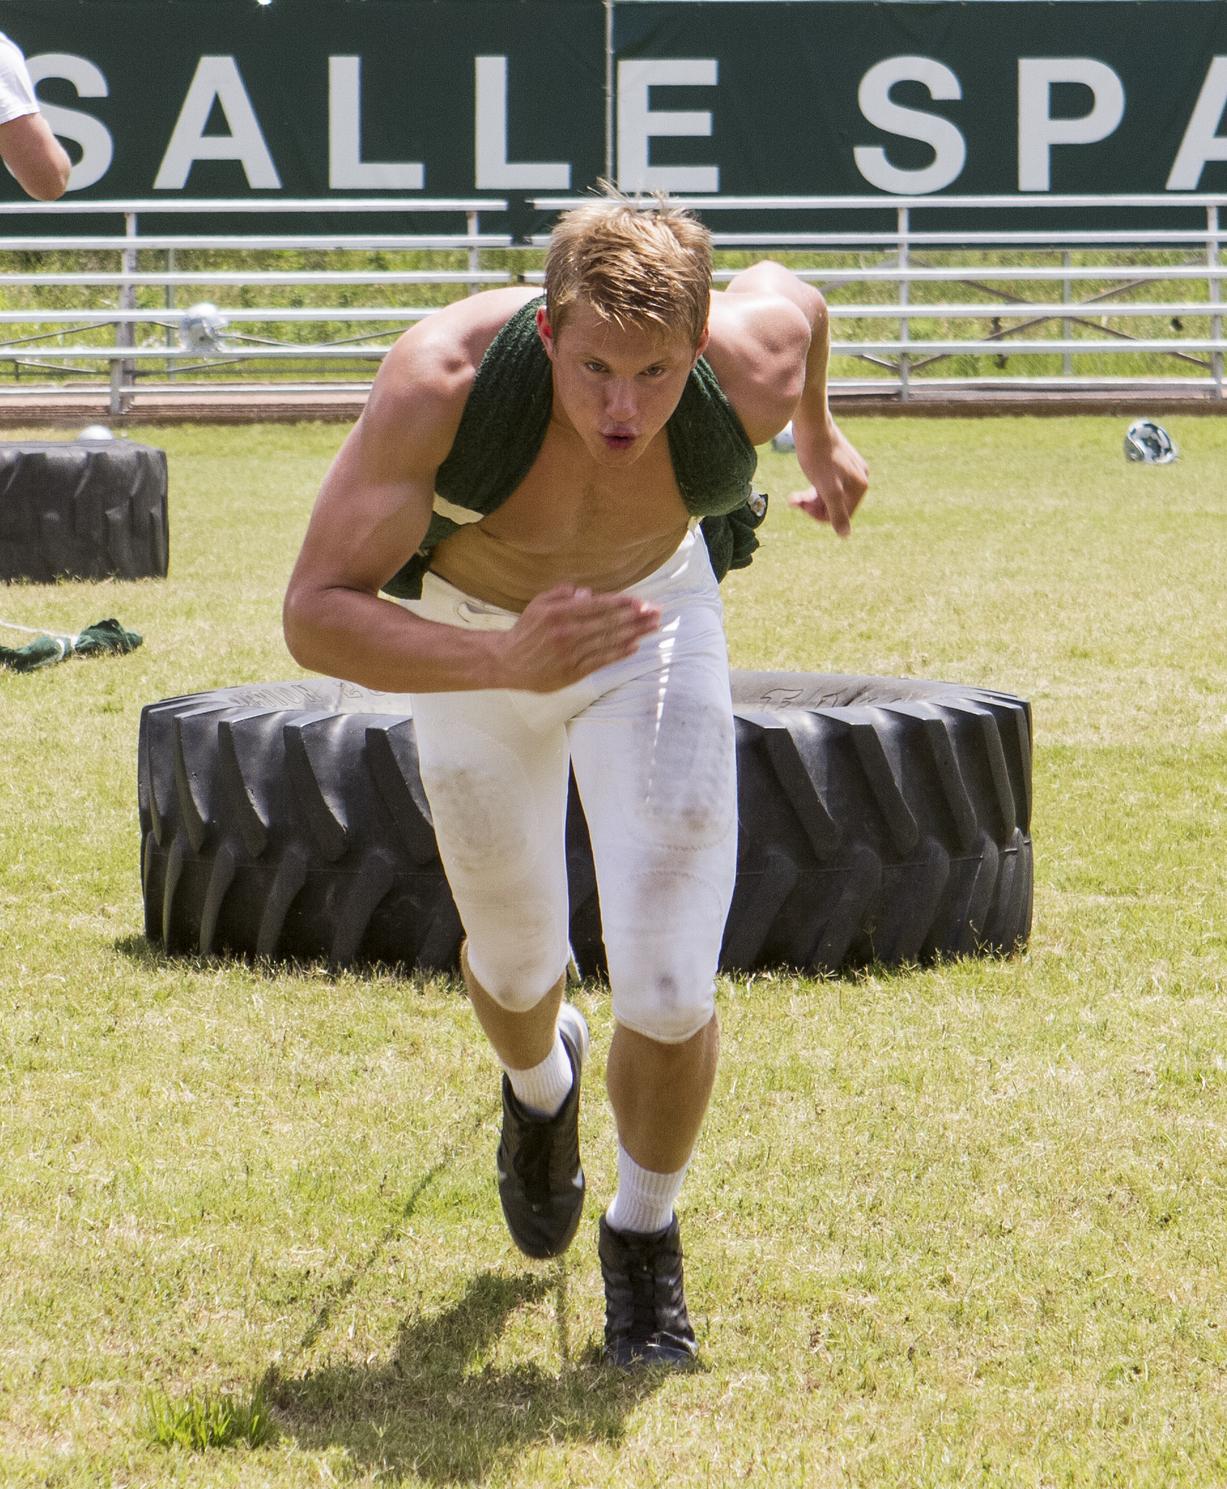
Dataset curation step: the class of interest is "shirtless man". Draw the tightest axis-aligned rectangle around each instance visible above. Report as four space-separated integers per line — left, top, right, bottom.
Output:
0 32 70 201
284 193 868 1368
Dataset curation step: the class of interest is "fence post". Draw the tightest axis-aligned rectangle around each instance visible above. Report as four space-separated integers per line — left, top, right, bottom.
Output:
604 0 615 181
110 210 137 416
897 205 910 403
1209 205 1223 400
165 246 177 373
1062 249 1073 377
467 209 480 294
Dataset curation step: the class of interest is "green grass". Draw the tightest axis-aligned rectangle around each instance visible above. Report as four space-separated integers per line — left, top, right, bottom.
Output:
143 1383 274 1452
1 415 1225 1485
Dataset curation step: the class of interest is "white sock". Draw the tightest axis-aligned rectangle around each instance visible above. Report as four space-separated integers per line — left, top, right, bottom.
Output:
605 1144 688 1235
501 1005 586 1119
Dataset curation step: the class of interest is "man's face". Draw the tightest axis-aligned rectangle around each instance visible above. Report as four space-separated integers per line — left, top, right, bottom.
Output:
537 301 708 466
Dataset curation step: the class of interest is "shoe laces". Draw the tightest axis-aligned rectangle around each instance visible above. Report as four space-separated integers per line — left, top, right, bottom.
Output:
512 1120 555 1205
627 1256 662 1341
612 1230 685 1340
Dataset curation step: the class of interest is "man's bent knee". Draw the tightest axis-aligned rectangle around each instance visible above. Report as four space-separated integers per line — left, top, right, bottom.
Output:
611 975 716 1045
461 940 567 1015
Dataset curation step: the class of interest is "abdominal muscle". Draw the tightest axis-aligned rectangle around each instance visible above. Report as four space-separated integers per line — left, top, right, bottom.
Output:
428 430 692 612
430 523 689 612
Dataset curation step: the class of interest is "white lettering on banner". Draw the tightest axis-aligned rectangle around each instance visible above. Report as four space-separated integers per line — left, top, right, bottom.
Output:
23 43 1227 200
1017 58 1125 191
26 53 112 190
853 57 966 194
617 58 718 193
1168 56 1227 189
154 56 280 189
329 57 425 189
475 56 570 189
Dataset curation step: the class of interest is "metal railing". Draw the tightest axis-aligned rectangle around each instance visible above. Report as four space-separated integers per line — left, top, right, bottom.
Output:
0 193 1224 410
0 197 511 414
533 193 1227 402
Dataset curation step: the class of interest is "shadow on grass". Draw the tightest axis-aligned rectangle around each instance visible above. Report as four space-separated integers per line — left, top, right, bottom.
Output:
113 932 171 968
111 932 459 987
207 1089 667 1479
265 1266 671 1482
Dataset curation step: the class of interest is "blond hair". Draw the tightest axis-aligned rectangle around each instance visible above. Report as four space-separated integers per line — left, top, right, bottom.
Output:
544 187 712 347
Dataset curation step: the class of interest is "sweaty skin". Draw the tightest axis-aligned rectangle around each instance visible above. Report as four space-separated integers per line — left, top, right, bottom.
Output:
283 265 868 695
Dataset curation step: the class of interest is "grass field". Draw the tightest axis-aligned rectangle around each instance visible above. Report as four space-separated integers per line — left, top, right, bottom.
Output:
1 414 1225 1487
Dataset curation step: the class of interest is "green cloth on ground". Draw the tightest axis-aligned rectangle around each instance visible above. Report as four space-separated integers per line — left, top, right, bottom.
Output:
0 618 142 673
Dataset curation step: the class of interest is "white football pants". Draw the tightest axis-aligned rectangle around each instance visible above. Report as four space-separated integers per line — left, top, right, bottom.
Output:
404 529 737 1044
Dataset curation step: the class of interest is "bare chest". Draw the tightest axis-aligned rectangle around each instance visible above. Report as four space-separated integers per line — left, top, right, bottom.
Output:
479 424 688 553
429 422 691 606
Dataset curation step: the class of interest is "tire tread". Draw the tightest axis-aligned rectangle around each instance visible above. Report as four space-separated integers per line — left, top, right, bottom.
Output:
139 670 1034 974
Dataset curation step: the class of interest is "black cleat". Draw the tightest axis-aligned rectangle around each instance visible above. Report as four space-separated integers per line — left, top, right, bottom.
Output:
496 1005 588 1259
599 1213 698 1369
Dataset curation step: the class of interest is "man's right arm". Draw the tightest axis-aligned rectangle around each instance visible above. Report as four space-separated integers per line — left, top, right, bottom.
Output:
283 316 660 694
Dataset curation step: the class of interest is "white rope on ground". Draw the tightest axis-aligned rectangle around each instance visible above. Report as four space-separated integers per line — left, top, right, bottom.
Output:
1 617 72 634
0 617 80 642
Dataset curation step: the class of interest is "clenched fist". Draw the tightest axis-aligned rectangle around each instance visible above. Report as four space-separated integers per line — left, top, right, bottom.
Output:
788 414 869 538
495 584 662 692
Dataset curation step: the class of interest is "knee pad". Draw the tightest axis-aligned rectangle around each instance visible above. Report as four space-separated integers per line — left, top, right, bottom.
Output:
610 967 716 1045
461 940 566 1015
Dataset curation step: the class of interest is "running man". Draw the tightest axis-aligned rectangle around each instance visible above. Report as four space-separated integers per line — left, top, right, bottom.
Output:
284 191 868 1368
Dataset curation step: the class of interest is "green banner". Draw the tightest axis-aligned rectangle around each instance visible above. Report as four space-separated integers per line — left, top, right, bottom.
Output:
4 0 1227 226
4 0 604 221
612 2 1227 199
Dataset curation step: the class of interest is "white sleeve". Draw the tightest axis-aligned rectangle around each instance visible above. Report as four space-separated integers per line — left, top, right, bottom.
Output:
0 33 40 126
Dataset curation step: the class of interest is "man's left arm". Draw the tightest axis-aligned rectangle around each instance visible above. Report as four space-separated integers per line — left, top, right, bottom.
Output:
722 261 869 537
0 35 71 201
785 279 869 537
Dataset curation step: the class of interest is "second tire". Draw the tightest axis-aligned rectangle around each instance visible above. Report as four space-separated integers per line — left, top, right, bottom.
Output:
0 439 168 583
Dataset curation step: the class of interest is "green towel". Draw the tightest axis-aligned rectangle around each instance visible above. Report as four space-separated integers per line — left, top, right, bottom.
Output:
384 295 764 599
0 618 142 673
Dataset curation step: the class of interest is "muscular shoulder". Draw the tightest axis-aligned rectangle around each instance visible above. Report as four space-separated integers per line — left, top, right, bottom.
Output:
378 285 538 401
704 284 812 444
360 286 539 471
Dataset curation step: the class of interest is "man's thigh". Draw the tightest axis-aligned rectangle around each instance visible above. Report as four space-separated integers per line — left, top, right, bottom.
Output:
411 686 573 1003
567 606 737 1043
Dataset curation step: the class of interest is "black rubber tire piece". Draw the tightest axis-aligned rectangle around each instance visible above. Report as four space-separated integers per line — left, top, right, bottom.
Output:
0 439 169 582
138 670 1032 974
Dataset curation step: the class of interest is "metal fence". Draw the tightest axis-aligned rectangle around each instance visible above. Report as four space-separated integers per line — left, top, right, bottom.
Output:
0 193 1224 412
0 197 512 414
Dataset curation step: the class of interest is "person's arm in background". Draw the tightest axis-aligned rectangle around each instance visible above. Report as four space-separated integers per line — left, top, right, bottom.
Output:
0 33 70 200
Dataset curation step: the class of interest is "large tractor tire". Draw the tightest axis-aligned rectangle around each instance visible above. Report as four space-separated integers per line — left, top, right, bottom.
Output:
138 671 1032 975
722 671 1032 971
0 439 169 583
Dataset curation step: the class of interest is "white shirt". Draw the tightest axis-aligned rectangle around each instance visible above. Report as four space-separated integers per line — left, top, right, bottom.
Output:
0 32 39 127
